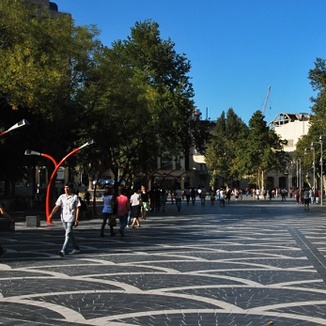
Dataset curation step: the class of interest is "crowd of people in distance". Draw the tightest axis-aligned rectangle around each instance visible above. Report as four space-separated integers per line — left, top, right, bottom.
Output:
247 186 318 211
1 182 317 258
98 184 320 235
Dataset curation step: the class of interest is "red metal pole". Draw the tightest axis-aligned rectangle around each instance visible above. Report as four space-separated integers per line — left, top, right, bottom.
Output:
40 153 58 224
0 130 8 138
45 147 83 224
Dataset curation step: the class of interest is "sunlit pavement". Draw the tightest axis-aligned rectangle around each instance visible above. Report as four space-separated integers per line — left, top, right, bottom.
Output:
1 197 326 325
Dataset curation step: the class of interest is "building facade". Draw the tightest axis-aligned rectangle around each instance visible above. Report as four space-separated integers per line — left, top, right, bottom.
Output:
266 112 311 190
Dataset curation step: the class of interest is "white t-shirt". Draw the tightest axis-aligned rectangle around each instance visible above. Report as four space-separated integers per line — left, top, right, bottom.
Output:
130 193 140 206
175 189 182 199
55 194 80 223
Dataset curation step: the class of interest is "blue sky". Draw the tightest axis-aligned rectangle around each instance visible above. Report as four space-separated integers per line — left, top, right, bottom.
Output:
54 0 326 124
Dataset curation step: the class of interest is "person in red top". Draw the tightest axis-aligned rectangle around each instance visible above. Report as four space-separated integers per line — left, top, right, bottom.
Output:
115 188 129 237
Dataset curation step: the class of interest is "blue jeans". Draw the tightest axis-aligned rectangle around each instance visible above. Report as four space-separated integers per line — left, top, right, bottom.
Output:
176 198 181 211
118 214 128 234
101 213 114 235
61 221 79 252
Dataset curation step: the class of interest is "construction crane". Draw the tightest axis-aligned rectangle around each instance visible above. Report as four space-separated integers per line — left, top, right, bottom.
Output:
261 86 271 115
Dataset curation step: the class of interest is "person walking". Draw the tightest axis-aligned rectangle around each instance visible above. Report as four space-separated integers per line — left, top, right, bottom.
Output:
200 187 207 206
0 202 13 256
185 187 191 205
190 187 196 205
100 187 116 237
175 187 182 212
295 188 300 204
140 185 150 220
83 191 91 206
219 188 226 207
303 188 310 211
49 183 81 257
116 188 129 236
130 189 141 228
160 188 167 212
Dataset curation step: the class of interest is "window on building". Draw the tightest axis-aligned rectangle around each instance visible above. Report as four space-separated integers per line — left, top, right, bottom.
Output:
175 156 181 170
161 154 173 170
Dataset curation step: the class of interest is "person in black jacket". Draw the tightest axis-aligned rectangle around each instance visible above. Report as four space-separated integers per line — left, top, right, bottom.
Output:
0 202 12 256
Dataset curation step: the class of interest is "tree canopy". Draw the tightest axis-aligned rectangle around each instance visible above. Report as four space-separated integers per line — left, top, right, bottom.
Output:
206 108 286 191
295 57 326 188
205 108 247 188
0 2 202 196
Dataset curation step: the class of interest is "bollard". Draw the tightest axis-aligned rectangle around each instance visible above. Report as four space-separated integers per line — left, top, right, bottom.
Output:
26 215 40 227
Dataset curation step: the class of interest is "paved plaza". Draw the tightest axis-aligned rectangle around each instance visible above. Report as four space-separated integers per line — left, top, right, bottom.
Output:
1 197 326 325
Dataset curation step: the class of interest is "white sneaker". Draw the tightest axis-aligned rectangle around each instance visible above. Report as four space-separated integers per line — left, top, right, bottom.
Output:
69 249 80 255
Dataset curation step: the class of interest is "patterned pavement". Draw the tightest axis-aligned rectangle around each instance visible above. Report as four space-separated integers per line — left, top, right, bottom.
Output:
1 197 326 325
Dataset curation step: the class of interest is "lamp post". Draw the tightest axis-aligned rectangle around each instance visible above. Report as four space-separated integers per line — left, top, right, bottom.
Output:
25 140 94 224
0 119 29 138
296 158 302 190
311 143 316 194
305 145 316 192
320 135 324 206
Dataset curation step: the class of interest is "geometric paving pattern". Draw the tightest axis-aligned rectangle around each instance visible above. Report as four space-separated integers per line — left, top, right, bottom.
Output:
1 198 326 325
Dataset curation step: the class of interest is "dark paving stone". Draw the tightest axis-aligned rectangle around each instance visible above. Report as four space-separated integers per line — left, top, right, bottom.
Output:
1 199 326 325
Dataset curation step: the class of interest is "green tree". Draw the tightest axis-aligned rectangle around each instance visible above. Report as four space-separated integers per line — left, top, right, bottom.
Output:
295 57 326 189
0 4 200 196
234 110 286 192
205 108 248 188
0 0 105 196
112 20 196 151
305 58 326 139
86 19 199 185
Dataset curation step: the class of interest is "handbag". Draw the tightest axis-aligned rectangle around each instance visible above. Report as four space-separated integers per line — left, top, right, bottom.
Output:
108 216 117 227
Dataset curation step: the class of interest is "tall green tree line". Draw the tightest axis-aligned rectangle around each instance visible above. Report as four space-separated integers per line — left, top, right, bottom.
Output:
206 108 286 191
295 58 326 189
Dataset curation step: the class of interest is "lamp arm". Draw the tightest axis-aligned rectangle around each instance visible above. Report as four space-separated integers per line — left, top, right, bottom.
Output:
45 147 88 223
41 153 57 167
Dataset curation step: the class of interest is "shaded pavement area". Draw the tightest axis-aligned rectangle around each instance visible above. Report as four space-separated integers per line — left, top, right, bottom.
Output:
1 197 326 325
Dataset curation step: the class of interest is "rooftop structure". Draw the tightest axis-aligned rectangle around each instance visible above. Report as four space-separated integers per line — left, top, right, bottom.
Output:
269 112 310 152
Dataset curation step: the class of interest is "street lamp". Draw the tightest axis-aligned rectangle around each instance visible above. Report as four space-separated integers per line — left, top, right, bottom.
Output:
305 145 316 192
296 158 302 191
311 143 316 195
0 119 29 138
25 139 95 224
320 135 324 206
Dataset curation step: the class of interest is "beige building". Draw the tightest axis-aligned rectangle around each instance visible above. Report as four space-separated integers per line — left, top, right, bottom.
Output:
146 118 215 192
269 113 310 153
267 112 311 190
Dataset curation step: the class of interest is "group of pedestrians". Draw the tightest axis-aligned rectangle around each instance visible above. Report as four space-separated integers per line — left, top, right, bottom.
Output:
16 183 234 258
295 187 316 210
100 185 151 238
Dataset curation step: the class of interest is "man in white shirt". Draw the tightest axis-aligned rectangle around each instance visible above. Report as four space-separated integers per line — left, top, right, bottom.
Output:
49 183 81 257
